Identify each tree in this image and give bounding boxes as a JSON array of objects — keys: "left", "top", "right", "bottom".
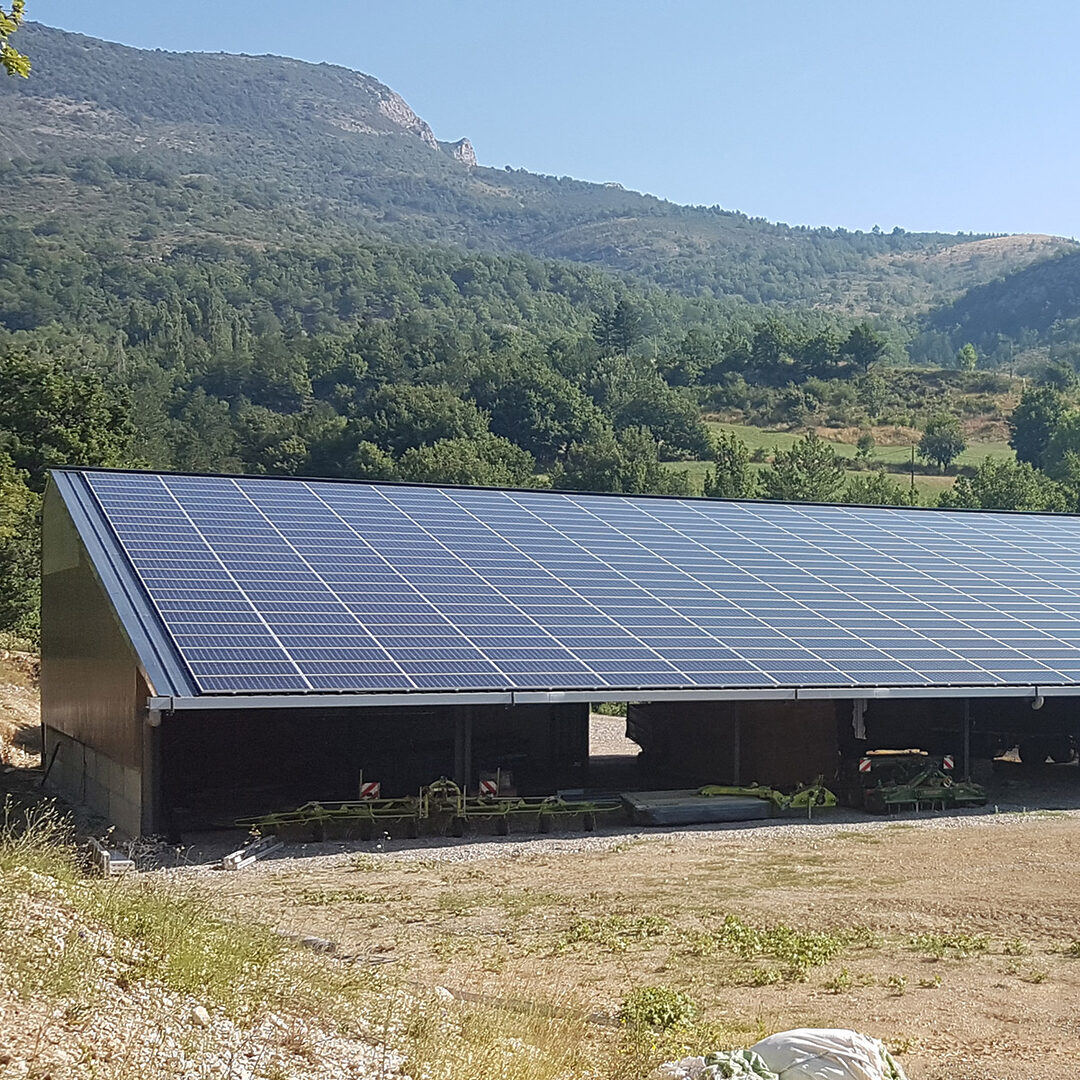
[
  {"left": 593, "top": 299, "right": 642, "bottom": 356},
  {"left": 760, "top": 431, "right": 845, "bottom": 502},
  {"left": 0, "top": 349, "right": 136, "bottom": 490},
  {"left": 939, "top": 458, "right": 1070, "bottom": 513},
  {"left": 918, "top": 413, "right": 966, "bottom": 472},
  {"left": 398, "top": 434, "right": 538, "bottom": 488},
  {"left": 613, "top": 379, "right": 713, "bottom": 460},
  {"left": 843, "top": 471, "right": 916, "bottom": 506},
  {"left": 356, "top": 384, "right": 490, "bottom": 456},
  {"left": 1009, "top": 386, "right": 1066, "bottom": 469},
  {"left": 854, "top": 431, "right": 875, "bottom": 466},
  {"left": 703, "top": 429, "right": 757, "bottom": 499},
  {"left": 844, "top": 323, "right": 887, "bottom": 374},
  {"left": 956, "top": 343, "right": 978, "bottom": 371},
  {"left": 552, "top": 427, "right": 693, "bottom": 496},
  {"left": 472, "top": 359, "right": 609, "bottom": 466},
  {"left": 0, "top": 452, "right": 38, "bottom": 640},
  {"left": 1, "top": 2, "right": 29, "bottom": 78}
]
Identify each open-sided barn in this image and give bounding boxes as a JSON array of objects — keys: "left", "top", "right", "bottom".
[{"left": 41, "top": 469, "right": 1080, "bottom": 835}]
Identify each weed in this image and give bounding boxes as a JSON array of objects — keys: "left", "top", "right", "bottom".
[
  {"left": 743, "top": 966, "right": 783, "bottom": 987},
  {"left": 823, "top": 968, "right": 853, "bottom": 993},
  {"left": 909, "top": 932, "right": 988, "bottom": 959},
  {"left": 917, "top": 975, "right": 942, "bottom": 989},
  {"left": 619, "top": 986, "right": 699, "bottom": 1030},
  {"left": 295, "top": 887, "right": 398, "bottom": 906},
  {"left": 1001, "top": 938, "right": 1030, "bottom": 956},
  {"left": 1063, "top": 940, "right": 1080, "bottom": 957},
  {"left": 886, "top": 974, "right": 908, "bottom": 996},
  {"left": 558, "top": 914, "right": 670, "bottom": 953},
  {"left": 1021, "top": 967, "right": 1048, "bottom": 984}
]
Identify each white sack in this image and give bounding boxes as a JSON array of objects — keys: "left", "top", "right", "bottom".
[{"left": 749, "top": 1029, "right": 908, "bottom": 1080}]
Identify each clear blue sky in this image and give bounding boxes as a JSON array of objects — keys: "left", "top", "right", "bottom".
[{"left": 25, "top": 1, "right": 1080, "bottom": 237}]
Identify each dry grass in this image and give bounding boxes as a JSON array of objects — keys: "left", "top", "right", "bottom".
[{"left": 0, "top": 799, "right": 755, "bottom": 1080}]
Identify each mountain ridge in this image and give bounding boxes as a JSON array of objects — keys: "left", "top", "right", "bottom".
[{"left": 0, "top": 22, "right": 1076, "bottom": 315}]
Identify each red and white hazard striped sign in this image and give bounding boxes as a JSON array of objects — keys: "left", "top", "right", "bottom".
[
  {"left": 942, "top": 755, "right": 954, "bottom": 771},
  {"left": 479, "top": 778, "right": 498, "bottom": 797},
  {"left": 359, "top": 781, "right": 381, "bottom": 799},
  {"left": 858, "top": 757, "right": 872, "bottom": 773}
]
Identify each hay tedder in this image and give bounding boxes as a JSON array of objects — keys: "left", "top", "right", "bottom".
[{"left": 237, "top": 777, "right": 623, "bottom": 841}]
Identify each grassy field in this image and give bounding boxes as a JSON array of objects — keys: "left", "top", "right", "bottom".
[
  {"left": 668, "top": 458, "right": 955, "bottom": 503},
  {"left": 665, "top": 422, "right": 1015, "bottom": 503},
  {"left": 706, "top": 422, "right": 1013, "bottom": 468}
]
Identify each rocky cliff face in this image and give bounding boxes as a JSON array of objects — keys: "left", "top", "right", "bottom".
[
  {"left": 438, "top": 137, "right": 477, "bottom": 167},
  {"left": 375, "top": 87, "right": 438, "bottom": 149}
]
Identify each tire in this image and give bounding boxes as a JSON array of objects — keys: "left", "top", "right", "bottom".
[{"left": 1018, "top": 739, "right": 1049, "bottom": 765}]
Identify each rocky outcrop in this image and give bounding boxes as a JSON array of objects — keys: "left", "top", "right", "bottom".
[
  {"left": 438, "top": 137, "right": 477, "bottom": 167},
  {"left": 375, "top": 88, "right": 437, "bottom": 148}
]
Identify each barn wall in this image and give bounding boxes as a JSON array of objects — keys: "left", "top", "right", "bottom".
[
  {"left": 628, "top": 699, "right": 839, "bottom": 789},
  {"left": 41, "top": 486, "right": 147, "bottom": 835}
]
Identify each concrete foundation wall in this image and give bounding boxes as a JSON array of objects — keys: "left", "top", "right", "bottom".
[{"left": 43, "top": 725, "right": 143, "bottom": 838}]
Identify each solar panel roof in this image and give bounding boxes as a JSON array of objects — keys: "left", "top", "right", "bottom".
[{"left": 51, "top": 468, "right": 1080, "bottom": 702}]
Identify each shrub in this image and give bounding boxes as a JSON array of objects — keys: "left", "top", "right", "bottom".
[{"left": 619, "top": 986, "right": 699, "bottom": 1030}]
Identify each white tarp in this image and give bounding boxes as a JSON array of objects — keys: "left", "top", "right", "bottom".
[
  {"left": 650, "top": 1028, "right": 908, "bottom": 1080},
  {"left": 750, "top": 1029, "right": 908, "bottom": 1080}
]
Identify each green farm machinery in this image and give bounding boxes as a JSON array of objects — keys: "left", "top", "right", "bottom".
[
  {"left": 844, "top": 750, "right": 987, "bottom": 814},
  {"left": 238, "top": 777, "right": 623, "bottom": 841}
]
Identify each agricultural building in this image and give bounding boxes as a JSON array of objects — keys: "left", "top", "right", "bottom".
[{"left": 40, "top": 469, "right": 1080, "bottom": 836}]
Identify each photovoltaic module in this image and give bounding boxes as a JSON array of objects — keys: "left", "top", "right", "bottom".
[{"left": 61, "top": 469, "right": 1080, "bottom": 697}]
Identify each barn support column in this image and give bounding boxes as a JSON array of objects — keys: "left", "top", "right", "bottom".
[
  {"left": 454, "top": 708, "right": 473, "bottom": 789},
  {"left": 962, "top": 699, "right": 972, "bottom": 779},
  {"left": 141, "top": 709, "right": 163, "bottom": 835},
  {"left": 732, "top": 712, "right": 742, "bottom": 785}
]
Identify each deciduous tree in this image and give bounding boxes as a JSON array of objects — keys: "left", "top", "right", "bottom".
[
  {"left": 918, "top": 413, "right": 966, "bottom": 472},
  {"left": 1009, "top": 386, "right": 1065, "bottom": 470},
  {"left": 1, "top": 2, "right": 28, "bottom": 78},
  {"left": 939, "top": 458, "right": 1070, "bottom": 513}
]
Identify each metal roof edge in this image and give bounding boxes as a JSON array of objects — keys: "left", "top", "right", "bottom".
[
  {"left": 47, "top": 465, "right": 1080, "bottom": 522},
  {"left": 795, "top": 685, "right": 1048, "bottom": 700},
  {"left": 149, "top": 692, "right": 515, "bottom": 711},
  {"left": 49, "top": 472, "right": 197, "bottom": 698},
  {"left": 146, "top": 683, "right": 1079, "bottom": 712}
]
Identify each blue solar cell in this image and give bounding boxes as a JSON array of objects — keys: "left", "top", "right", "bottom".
[{"left": 76, "top": 470, "right": 1080, "bottom": 697}]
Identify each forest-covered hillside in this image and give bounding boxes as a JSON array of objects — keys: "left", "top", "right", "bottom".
[
  {"left": 922, "top": 251, "right": 1080, "bottom": 367},
  {"left": 1, "top": 23, "right": 1073, "bottom": 314}
]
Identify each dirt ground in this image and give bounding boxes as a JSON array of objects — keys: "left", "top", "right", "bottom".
[
  {"left": 9, "top": 670, "right": 1080, "bottom": 1078},
  {"left": 206, "top": 811, "right": 1080, "bottom": 1080}
]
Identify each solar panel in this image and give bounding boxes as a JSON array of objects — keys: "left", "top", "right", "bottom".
[{"left": 68, "top": 470, "right": 1080, "bottom": 697}]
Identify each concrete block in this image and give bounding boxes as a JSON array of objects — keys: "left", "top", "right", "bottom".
[
  {"left": 122, "top": 765, "right": 141, "bottom": 805},
  {"left": 85, "top": 778, "right": 107, "bottom": 819}
]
